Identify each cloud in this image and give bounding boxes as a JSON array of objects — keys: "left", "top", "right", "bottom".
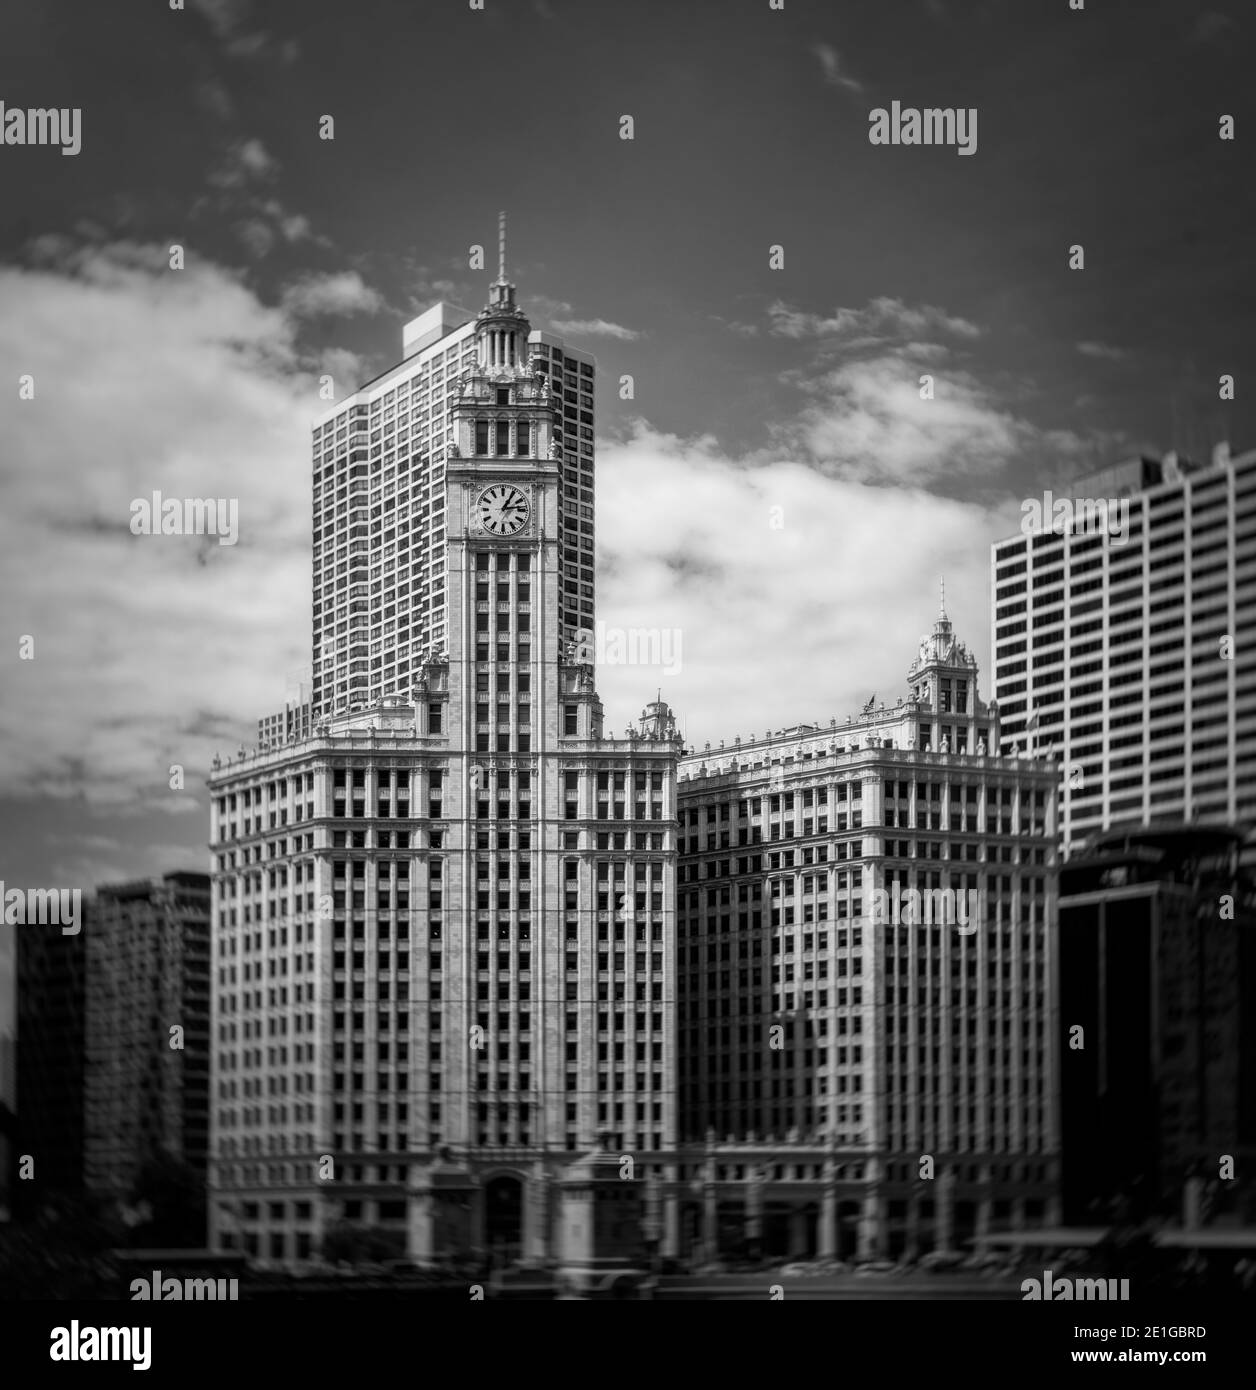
[
  {"left": 319, "top": 346, "right": 370, "bottom": 395},
  {"left": 812, "top": 42, "right": 864, "bottom": 96},
  {"left": 280, "top": 270, "right": 383, "bottom": 319},
  {"left": 593, "top": 421, "right": 1016, "bottom": 746},
  {"left": 48, "top": 842, "right": 201, "bottom": 887},
  {"left": 0, "top": 242, "right": 1104, "bottom": 851},
  {"left": 550, "top": 317, "right": 642, "bottom": 341},
  {"left": 760, "top": 297, "right": 1105, "bottom": 489},
  {"left": 0, "top": 238, "right": 316, "bottom": 806},
  {"left": 711, "top": 315, "right": 759, "bottom": 338},
  {"left": 195, "top": 78, "right": 234, "bottom": 121},
  {"left": 257, "top": 201, "right": 316, "bottom": 244},
  {"left": 201, "top": 142, "right": 328, "bottom": 258},
  {"left": 189, "top": 0, "right": 299, "bottom": 62},
  {"left": 769, "top": 296, "right": 981, "bottom": 343},
  {"left": 208, "top": 137, "right": 279, "bottom": 190},
  {"left": 234, "top": 218, "right": 275, "bottom": 258},
  {"left": 1076, "top": 340, "right": 1127, "bottom": 362},
  {"left": 775, "top": 354, "right": 1040, "bottom": 486},
  {"left": 230, "top": 203, "right": 322, "bottom": 260},
  {"left": 385, "top": 259, "right": 478, "bottom": 319}
]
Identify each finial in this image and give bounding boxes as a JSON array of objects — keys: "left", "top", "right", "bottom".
[{"left": 498, "top": 210, "right": 506, "bottom": 282}]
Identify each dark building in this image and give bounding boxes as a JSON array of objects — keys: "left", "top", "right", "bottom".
[
  {"left": 14, "top": 919, "right": 88, "bottom": 1214},
  {"left": 84, "top": 872, "right": 212, "bottom": 1203},
  {"left": 1, "top": 1035, "right": 16, "bottom": 1219},
  {"left": 1059, "top": 825, "right": 1256, "bottom": 1227}
]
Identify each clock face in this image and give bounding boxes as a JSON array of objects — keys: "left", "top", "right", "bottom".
[{"left": 476, "top": 484, "right": 530, "bottom": 537}]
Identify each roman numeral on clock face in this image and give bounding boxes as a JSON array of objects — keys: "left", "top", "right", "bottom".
[{"left": 478, "top": 484, "right": 530, "bottom": 536}]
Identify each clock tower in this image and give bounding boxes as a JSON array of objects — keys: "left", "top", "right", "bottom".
[
  {"left": 208, "top": 223, "right": 682, "bottom": 1276},
  {"left": 409, "top": 246, "right": 683, "bottom": 1268}
]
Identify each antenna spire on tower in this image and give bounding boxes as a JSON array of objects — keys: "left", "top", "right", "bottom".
[
  {"left": 940, "top": 576, "right": 946, "bottom": 617},
  {"left": 498, "top": 210, "right": 506, "bottom": 282}
]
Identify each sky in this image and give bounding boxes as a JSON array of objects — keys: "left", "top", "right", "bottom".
[{"left": 1, "top": 0, "right": 1253, "bottom": 1038}]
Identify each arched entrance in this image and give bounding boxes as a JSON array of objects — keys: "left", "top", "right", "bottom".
[{"left": 485, "top": 1174, "right": 523, "bottom": 1266}]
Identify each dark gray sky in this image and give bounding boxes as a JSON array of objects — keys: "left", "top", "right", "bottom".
[{"left": 1, "top": 0, "right": 1253, "bottom": 1034}]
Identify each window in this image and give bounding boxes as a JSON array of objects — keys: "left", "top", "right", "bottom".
[{"left": 475, "top": 421, "right": 489, "bottom": 454}]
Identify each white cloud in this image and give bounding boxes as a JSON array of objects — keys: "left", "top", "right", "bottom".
[
  {"left": 812, "top": 43, "right": 864, "bottom": 96},
  {"left": 550, "top": 317, "right": 641, "bottom": 341},
  {"left": 777, "top": 352, "right": 1099, "bottom": 487},
  {"left": 319, "top": 346, "right": 370, "bottom": 395},
  {"left": 593, "top": 422, "right": 1017, "bottom": 745},
  {"left": 195, "top": 79, "right": 234, "bottom": 121},
  {"left": 281, "top": 270, "right": 383, "bottom": 319},
  {"left": 0, "top": 240, "right": 315, "bottom": 806},
  {"left": 0, "top": 247, "right": 1087, "bottom": 823},
  {"left": 769, "top": 296, "right": 981, "bottom": 343},
  {"left": 189, "top": 0, "right": 299, "bottom": 62},
  {"left": 1076, "top": 340, "right": 1127, "bottom": 362},
  {"left": 234, "top": 217, "right": 275, "bottom": 258},
  {"left": 208, "top": 137, "right": 279, "bottom": 189}
]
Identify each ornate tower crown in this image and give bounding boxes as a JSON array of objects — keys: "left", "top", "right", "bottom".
[
  {"left": 908, "top": 578, "right": 977, "bottom": 682},
  {"left": 476, "top": 211, "right": 530, "bottom": 375}
]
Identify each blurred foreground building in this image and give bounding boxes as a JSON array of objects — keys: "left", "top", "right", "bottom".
[
  {"left": 10, "top": 872, "right": 210, "bottom": 1224},
  {"left": 83, "top": 872, "right": 212, "bottom": 1203},
  {"left": 13, "top": 917, "right": 86, "bottom": 1215},
  {"left": 1059, "top": 825, "right": 1256, "bottom": 1228}
]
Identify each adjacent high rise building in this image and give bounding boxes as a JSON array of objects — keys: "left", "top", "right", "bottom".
[
  {"left": 207, "top": 253, "right": 680, "bottom": 1266},
  {"left": 675, "top": 601, "right": 1060, "bottom": 1257},
  {"left": 10, "top": 873, "right": 210, "bottom": 1237},
  {"left": 82, "top": 872, "right": 211, "bottom": 1203},
  {"left": 992, "top": 444, "right": 1256, "bottom": 858},
  {"left": 13, "top": 917, "right": 86, "bottom": 1214}
]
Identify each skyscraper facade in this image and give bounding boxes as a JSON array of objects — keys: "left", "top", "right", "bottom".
[
  {"left": 675, "top": 603, "right": 1060, "bottom": 1257},
  {"left": 992, "top": 445, "right": 1256, "bottom": 858},
  {"left": 207, "top": 262, "right": 680, "bottom": 1267},
  {"left": 308, "top": 248, "right": 596, "bottom": 720}
]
